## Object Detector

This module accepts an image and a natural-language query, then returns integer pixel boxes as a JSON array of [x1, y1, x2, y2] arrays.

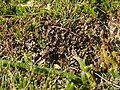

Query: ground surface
[[0, 0, 120, 90]]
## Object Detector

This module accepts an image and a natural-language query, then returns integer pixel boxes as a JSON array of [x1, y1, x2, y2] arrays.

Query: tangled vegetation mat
[[0, 0, 120, 90]]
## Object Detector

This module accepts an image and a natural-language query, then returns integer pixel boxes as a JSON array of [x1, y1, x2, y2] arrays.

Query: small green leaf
[[86, 72, 96, 89], [0, 18, 4, 24], [73, 55, 86, 70], [66, 80, 74, 90], [81, 71, 88, 84], [109, 69, 120, 78], [83, 64, 93, 72], [112, 51, 117, 57]]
